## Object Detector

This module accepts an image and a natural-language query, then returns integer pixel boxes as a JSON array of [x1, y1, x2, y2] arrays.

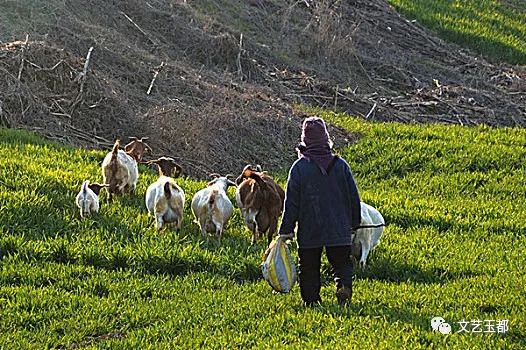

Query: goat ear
[[207, 179, 216, 186], [128, 136, 138, 141], [124, 142, 134, 153], [88, 183, 106, 195], [140, 137, 149, 141], [173, 163, 183, 178], [242, 168, 253, 178], [255, 164, 262, 172], [209, 173, 220, 179], [227, 180, 237, 187], [139, 140, 152, 153]]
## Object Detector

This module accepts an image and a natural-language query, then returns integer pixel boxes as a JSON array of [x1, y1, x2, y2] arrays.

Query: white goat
[[145, 157, 185, 230], [75, 180, 107, 218], [191, 174, 237, 241], [101, 138, 151, 201], [351, 202, 386, 269]]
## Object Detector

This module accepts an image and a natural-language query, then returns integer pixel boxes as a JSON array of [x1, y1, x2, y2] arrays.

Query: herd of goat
[[76, 137, 286, 245], [76, 137, 386, 268]]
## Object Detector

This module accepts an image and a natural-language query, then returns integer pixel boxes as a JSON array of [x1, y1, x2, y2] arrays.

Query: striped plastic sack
[[261, 236, 297, 293]]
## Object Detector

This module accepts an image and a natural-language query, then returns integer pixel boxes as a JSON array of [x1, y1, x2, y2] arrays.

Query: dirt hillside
[[1, 0, 524, 177]]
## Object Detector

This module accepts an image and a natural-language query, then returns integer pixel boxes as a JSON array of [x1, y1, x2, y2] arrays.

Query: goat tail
[[111, 139, 120, 159], [208, 189, 218, 208], [80, 180, 90, 217], [163, 181, 172, 200], [82, 180, 89, 193]]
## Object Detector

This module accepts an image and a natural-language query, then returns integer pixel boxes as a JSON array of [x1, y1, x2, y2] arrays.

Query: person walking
[[278, 116, 361, 306]]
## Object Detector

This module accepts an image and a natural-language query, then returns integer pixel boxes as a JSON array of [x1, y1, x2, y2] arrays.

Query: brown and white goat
[[191, 174, 237, 242], [145, 157, 185, 230], [75, 180, 107, 218], [101, 137, 151, 201], [235, 165, 285, 245]]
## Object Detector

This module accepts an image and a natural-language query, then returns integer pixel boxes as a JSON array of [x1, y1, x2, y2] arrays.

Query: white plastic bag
[[261, 236, 297, 293]]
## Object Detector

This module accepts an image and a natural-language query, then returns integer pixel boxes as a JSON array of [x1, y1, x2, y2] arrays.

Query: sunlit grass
[[0, 119, 525, 348], [388, 0, 526, 64]]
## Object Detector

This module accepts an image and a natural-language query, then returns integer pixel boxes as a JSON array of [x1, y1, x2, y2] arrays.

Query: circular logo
[[431, 316, 446, 331], [438, 322, 452, 334]]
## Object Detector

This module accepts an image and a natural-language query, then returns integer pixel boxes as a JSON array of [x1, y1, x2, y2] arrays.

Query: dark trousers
[[298, 246, 353, 304]]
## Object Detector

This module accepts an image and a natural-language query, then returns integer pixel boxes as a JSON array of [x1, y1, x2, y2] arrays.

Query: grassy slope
[[0, 118, 525, 349], [388, 0, 526, 64]]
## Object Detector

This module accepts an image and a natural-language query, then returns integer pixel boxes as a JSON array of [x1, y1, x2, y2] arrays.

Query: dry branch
[[236, 33, 244, 79], [38, 60, 64, 72], [75, 46, 94, 92], [17, 34, 29, 80], [365, 102, 377, 119], [120, 11, 159, 46], [147, 62, 165, 95]]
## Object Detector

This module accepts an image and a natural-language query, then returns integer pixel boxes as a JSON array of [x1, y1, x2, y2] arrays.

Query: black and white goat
[[75, 180, 107, 218]]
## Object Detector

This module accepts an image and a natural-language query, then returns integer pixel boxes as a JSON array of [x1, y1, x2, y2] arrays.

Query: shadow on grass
[[351, 253, 479, 284], [385, 212, 467, 233], [80, 233, 261, 284], [3, 236, 262, 285], [351, 301, 431, 330], [292, 300, 431, 331], [386, 210, 524, 236]]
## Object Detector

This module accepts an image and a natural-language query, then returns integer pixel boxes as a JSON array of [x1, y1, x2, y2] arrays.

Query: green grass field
[[1, 115, 525, 349], [388, 0, 526, 64]]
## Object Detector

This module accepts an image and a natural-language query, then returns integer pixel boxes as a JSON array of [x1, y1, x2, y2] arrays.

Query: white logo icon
[[431, 317, 451, 334], [438, 322, 452, 334]]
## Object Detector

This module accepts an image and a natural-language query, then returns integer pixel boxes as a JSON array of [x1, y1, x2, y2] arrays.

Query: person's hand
[[278, 233, 294, 241]]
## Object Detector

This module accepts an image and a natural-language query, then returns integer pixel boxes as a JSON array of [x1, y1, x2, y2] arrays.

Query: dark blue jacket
[[278, 156, 361, 248]]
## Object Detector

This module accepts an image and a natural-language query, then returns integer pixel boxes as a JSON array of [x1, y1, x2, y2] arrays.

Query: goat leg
[[360, 240, 370, 270], [267, 217, 278, 246], [199, 218, 208, 238], [215, 223, 223, 244], [155, 215, 164, 230]]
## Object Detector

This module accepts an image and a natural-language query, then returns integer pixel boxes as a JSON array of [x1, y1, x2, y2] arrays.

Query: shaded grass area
[[388, 0, 526, 64], [1, 120, 525, 348]]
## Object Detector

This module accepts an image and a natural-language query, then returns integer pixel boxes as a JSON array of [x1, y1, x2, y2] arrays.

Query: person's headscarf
[[296, 117, 335, 175]]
